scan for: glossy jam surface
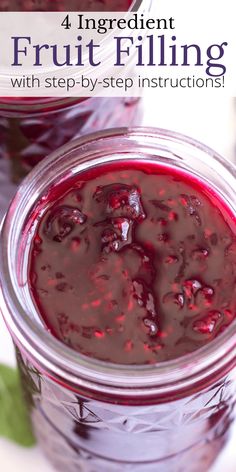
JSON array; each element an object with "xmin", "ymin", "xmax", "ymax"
[{"xmin": 28, "ymin": 161, "xmax": 236, "ymax": 364}]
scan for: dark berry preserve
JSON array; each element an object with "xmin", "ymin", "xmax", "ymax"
[
  {"xmin": 1, "ymin": 129, "xmax": 236, "ymax": 472},
  {"xmin": 29, "ymin": 162, "xmax": 236, "ymax": 365}
]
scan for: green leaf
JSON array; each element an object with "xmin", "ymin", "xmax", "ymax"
[{"xmin": 0, "ymin": 363, "xmax": 35, "ymax": 447}]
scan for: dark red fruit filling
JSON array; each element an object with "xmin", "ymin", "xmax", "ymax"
[{"xmin": 28, "ymin": 161, "xmax": 236, "ymax": 364}]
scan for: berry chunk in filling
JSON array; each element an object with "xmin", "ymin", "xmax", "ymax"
[{"xmin": 28, "ymin": 161, "xmax": 236, "ymax": 364}]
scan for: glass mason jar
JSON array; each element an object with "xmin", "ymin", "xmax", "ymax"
[
  {"xmin": 0, "ymin": 0, "xmax": 152, "ymax": 216},
  {"xmin": 0, "ymin": 128, "xmax": 236, "ymax": 472}
]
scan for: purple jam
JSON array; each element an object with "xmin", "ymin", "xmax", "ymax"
[{"xmin": 28, "ymin": 161, "xmax": 236, "ymax": 365}]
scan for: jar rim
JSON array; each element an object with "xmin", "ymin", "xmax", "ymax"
[{"xmin": 1, "ymin": 126, "xmax": 236, "ymax": 400}]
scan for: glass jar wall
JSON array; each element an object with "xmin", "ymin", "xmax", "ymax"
[
  {"xmin": 0, "ymin": 128, "xmax": 235, "ymax": 472},
  {"xmin": 0, "ymin": 0, "xmax": 152, "ymax": 216}
]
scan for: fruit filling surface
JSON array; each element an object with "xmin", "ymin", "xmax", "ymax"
[{"xmin": 28, "ymin": 161, "xmax": 236, "ymax": 364}]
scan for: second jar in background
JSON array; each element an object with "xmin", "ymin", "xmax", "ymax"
[{"xmin": 0, "ymin": 0, "xmax": 152, "ymax": 214}]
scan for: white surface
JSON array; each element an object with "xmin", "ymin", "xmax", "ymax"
[{"xmin": 143, "ymin": 94, "xmax": 235, "ymax": 162}]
